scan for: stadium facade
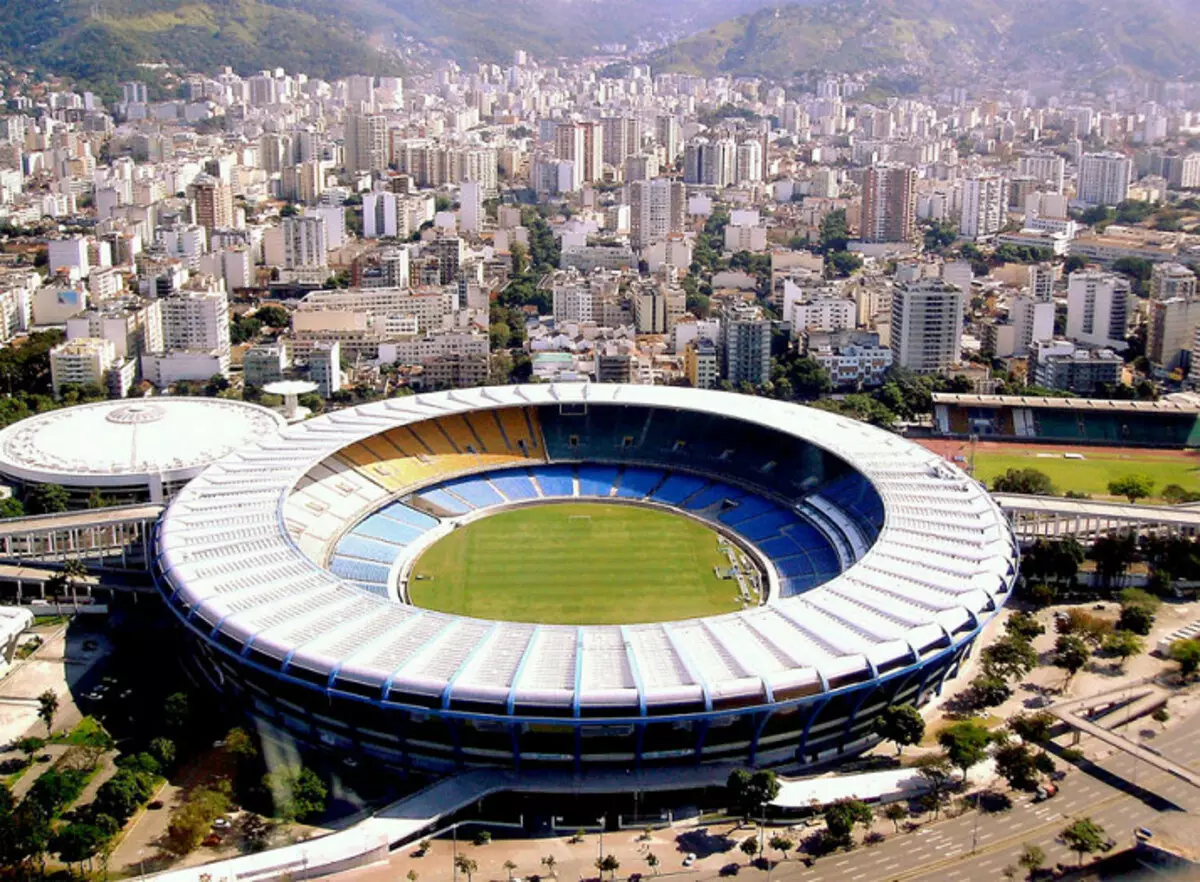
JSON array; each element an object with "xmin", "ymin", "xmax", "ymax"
[{"xmin": 154, "ymin": 385, "xmax": 1018, "ymax": 775}]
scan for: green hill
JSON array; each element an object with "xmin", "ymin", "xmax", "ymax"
[
  {"xmin": 648, "ymin": 0, "xmax": 1200, "ymax": 83},
  {"xmin": 0, "ymin": 0, "xmax": 782, "ymax": 100}
]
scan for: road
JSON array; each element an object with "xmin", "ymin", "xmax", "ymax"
[{"xmin": 334, "ymin": 713, "xmax": 1198, "ymax": 882}]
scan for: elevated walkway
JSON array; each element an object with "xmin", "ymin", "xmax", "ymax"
[
  {"xmin": 994, "ymin": 493, "xmax": 1200, "ymax": 540},
  {"xmin": 0, "ymin": 504, "xmax": 163, "ymax": 570},
  {"xmin": 1047, "ymin": 682, "xmax": 1200, "ymax": 790}
]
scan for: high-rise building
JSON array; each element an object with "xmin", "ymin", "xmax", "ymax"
[
  {"xmin": 735, "ymin": 141, "xmax": 763, "ymax": 184},
  {"xmin": 1147, "ymin": 297, "xmax": 1200, "ymax": 372},
  {"xmin": 1029, "ymin": 263, "xmax": 1057, "ymax": 303},
  {"xmin": 344, "ymin": 111, "xmax": 388, "ymax": 174},
  {"xmin": 459, "ymin": 180, "xmax": 483, "ymax": 234},
  {"xmin": 1009, "ymin": 295, "xmax": 1055, "ymax": 357},
  {"xmin": 683, "ymin": 138, "xmax": 736, "ymax": 188},
  {"xmin": 1077, "ymin": 152, "xmax": 1132, "ymax": 207},
  {"xmin": 1150, "ymin": 263, "xmax": 1198, "ymax": 302},
  {"xmin": 1066, "ymin": 270, "xmax": 1130, "ymax": 350},
  {"xmin": 554, "ymin": 121, "xmax": 604, "ymax": 189},
  {"xmin": 1017, "ymin": 152, "xmax": 1066, "ymax": 193},
  {"xmin": 50, "ymin": 337, "xmax": 128, "ymax": 397},
  {"xmin": 282, "ymin": 216, "xmax": 327, "ymax": 269},
  {"xmin": 307, "ymin": 340, "xmax": 343, "ymax": 397},
  {"xmin": 632, "ymin": 281, "xmax": 685, "ymax": 334},
  {"xmin": 960, "ymin": 174, "xmax": 1007, "ymax": 241},
  {"xmin": 161, "ymin": 287, "xmax": 230, "ymax": 357},
  {"xmin": 889, "ymin": 279, "xmax": 964, "ymax": 374},
  {"xmin": 629, "ymin": 178, "xmax": 685, "ymax": 249},
  {"xmin": 684, "ymin": 338, "xmax": 719, "ymax": 389},
  {"xmin": 188, "ymin": 175, "xmax": 233, "ymax": 232},
  {"xmin": 655, "ymin": 115, "xmax": 681, "ymax": 162},
  {"xmin": 861, "ymin": 164, "xmax": 917, "ymax": 243},
  {"xmin": 601, "ymin": 117, "xmax": 641, "ymax": 166},
  {"xmin": 721, "ymin": 303, "xmax": 771, "ymax": 385},
  {"xmin": 363, "ymin": 192, "xmax": 401, "ymax": 239}
]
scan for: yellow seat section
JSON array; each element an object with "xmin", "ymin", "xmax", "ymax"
[
  {"xmin": 438, "ymin": 414, "xmax": 482, "ymax": 453},
  {"xmin": 464, "ymin": 411, "xmax": 509, "ymax": 453},
  {"xmin": 496, "ymin": 407, "xmax": 540, "ymax": 455}
]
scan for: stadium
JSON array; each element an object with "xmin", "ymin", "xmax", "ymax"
[{"xmin": 154, "ymin": 384, "xmax": 1018, "ymax": 776}]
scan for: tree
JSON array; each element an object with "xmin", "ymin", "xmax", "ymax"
[
  {"xmin": 503, "ymin": 859, "xmax": 518, "ymax": 880},
  {"xmin": 1117, "ymin": 604, "xmax": 1155, "ymax": 636},
  {"xmin": 1091, "ymin": 534, "xmax": 1138, "ymax": 588},
  {"xmin": 1152, "ymin": 707, "xmax": 1170, "ymax": 728},
  {"xmin": 873, "ymin": 704, "xmax": 925, "ymax": 755},
  {"xmin": 823, "ymin": 798, "xmax": 873, "ymax": 847},
  {"xmin": 1053, "ymin": 635, "xmax": 1091, "ymax": 687},
  {"xmin": 965, "ymin": 674, "xmax": 1011, "ymax": 710},
  {"xmin": 0, "ymin": 496, "xmax": 25, "ymax": 518},
  {"xmin": 163, "ymin": 692, "xmax": 190, "ymax": 732},
  {"xmin": 826, "ymin": 250, "xmax": 863, "ymax": 278},
  {"xmin": 1057, "ymin": 609, "xmax": 1112, "ymax": 647},
  {"xmin": 225, "ymin": 726, "xmax": 258, "ymax": 762},
  {"xmin": 994, "ymin": 741, "xmax": 1040, "ymax": 791},
  {"xmin": 913, "ymin": 754, "xmax": 954, "ymax": 819},
  {"xmin": 938, "ymin": 720, "xmax": 994, "ymax": 782},
  {"xmin": 595, "ymin": 854, "xmax": 620, "ymax": 879},
  {"xmin": 725, "ymin": 769, "xmax": 780, "ymax": 823},
  {"xmin": 26, "ymin": 483, "xmax": 69, "ymax": 515},
  {"xmin": 149, "ymin": 737, "xmax": 176, "ymax": 769},
  {"xmin": 981, "ymin": 636, "xmax": 1039, "ymax": 681},
  {"xmin": 1168, "ymin": 638, "xmax": 1200, "ymax": 679},
  {"xmin": 541, "ymin": 855, "xmax": 557, "ymax": 877},
  {"xmin": 768, "ymin": 834, "xmax": 794, "ymax": 860},
  {"xmin": 739, "ymin": 835, "xmax": 760, "ymax": 862},
  {"xmin": 455, "ymin": 855, "xmax": 479, "ymax": 882},
  {"xmin": 255, "ymin": 305, "xmax": 289, "ymax": 328},
  {"xmin": 992, "ymin": 468, "xmax": 1054, "ymax": 495},
  {"xmin": 1102, "ymin": 630, "xmax": 1144, "ymax": 670},
  {"xmin": 263, "ymin": 766, "xmax": 327, "ymax": 822},
  {"xmin": 883, "ymin": 803, "xmax": 908, "ymax": 834},
  {"xmin": 242, "ymin": 813, "xmax": 272, "ymax": 853},
  {"xmin": 1108, "ymin": 474, "xmax": 1154, "ymax": 503},
  {"xmin": 645, "ymin": 851, "xmax": 660, "ymax": 874},
  {"xmin": 1018, "ymin": 843, "xmax": 1046, "ymax": 879},
  {"xmin": 1005, "ymin": 611, "xmax": 1045, "ymax": 643},
  {"xmin": 37, "ymin": 690, "xmax": 58, "ymax": 736},
  {"xmin": 1060, "ymin": 818, "xmax": 1106, "ymax": 866},
  {"xmin": 1009, "ymin": 712, "xmax": 1055, "ymax": 749},
  {"xmin": 53, "ymin": 822, "xmax": 107, "ymax": 870}
]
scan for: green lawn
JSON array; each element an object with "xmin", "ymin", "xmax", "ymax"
[
  {"xmin": 408, "ymin": 502, "xmax": 740, "ymax": 625},
  {"xmin": 971, "ymin": 451, "xmax": 1200, "ymax": 502}
]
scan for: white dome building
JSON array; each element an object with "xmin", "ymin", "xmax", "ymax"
[{"xmin": 0, "ymin": 398, "xmax": 285, "ymax": 506}]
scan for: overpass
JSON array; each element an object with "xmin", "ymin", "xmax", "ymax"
[
  {"xmin": 0, "ymin": 503, "xmax": 163, "ymax": 571},
  {"xmin": 1047, "ymin": 681, "xmax": 1200, "ymax": 790},
  {"xmin": 993, "ymin": 493, "xmax": 1200, "ymax": 540}
]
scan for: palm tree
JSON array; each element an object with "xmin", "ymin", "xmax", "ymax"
[
  {"xmin": 503, "ymin": 860, "xmax": 517, "ymax": 881},
  {"xmin": 541, "ymin": 856, "xmax": 557, "ymax": 878},
  {"xmin": 62, "ymin": 559, "xmax": 88, "ymax": 604},
  {"xmin": 645, "ymin": 852, "xmax": 659, "ymax": 875}
]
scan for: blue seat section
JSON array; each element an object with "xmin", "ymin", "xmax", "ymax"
[
  {"xmin": 616, "ymin": 467, "xmax": 665, "ymax": 499},
  {"xmin": 329, "ymin": 557, "xmax": 391, "ymax": 585},
  {"xmin": 650, "ymin": 473, "xmax": 708, "ymax": 505},
  {"xmin": 336, "ymin": 534, "xmax": 402, "ymax": 564},
  {"xmin": 718, "ymin": 496, "xmax": 774, "ymax": 526},
  {"xmin": 441, "ymin": 475, "xmax": 505, "ymax": 508},
  {"xmin": 490, "ymin": 471, "xmax": 539, "ymax": 502},
  {"xmin": 819, "ymin": 472, "xmax": 885, "ymax": 538},
  {"xmin": 682, "ymin": 482, "xmax": 746, "ymax": 512},
  {"xmin": 530, "ymin": 465, "xmax": 575, "ymax": 498},
  {"xmin": 736, "ymin": 509, "xmax": 797, "ymax": 542},
  {"xmin": 377, "ymin": 502, "xmax": 439, "ymax": 531},
  {"xmin": 412, "ymin": 488, "xmax": 472, "ymax": 515},
  {"xmin": 577, "ymin": 465, "xmax": 620, "ymax": 498},
  {"xmin": 354, "ymin": 517, "xmax": 424, "ymax": 546}
]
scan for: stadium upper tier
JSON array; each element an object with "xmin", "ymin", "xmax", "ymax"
[{"xmin": 155, "ymin": 385, "xmax": 1018, "ymax": 771}]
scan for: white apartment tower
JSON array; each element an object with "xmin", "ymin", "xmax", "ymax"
[
  {"xmin": 1077, "ymin": 152, "xmax": 1133, "ymax": 207},
  {"xmin": 282, "ymin": 216, "xmax": 328, "ymax": 269},
  {"xmin": 629, "ymin": 178, "xmax": 685, "ymax": 250},
  {"xmin": 1066, "ymin": 271, "xmax": 1130, "ymax": 351},
  {"xmin": 889, "ymin": 279, "xmax": 965, "ymax": 374},
  {"xmin": 345, "ymin": 111, "xmax": 388, "ymax": 174},
  {"xmin": 960, "ymin": 174, "xmax": 1007, "ymax": 241}
]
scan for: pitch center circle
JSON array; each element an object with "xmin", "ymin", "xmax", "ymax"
[{"xmin": 407, "ymin": 501, "xmax": 756, "ymax": 625}]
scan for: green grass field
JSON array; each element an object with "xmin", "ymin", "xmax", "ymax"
[
  {"xmin": 971, "ymin": 450, "xmax": 1200, "ymax": 502},
  {"xmin": 408, "ymin": 502, "xmax": 739, "ymax": 625}
]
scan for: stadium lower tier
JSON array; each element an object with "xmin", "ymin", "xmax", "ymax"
[
  {"xmin": 177, "ymin": 622, "xmax": 976, "ymax": 773},
  {"xmin": 326, "ymin": 464, "xmax": 849, "ymax": 600}
]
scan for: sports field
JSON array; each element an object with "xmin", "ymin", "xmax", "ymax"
[
  {"xmin": 408, "ymin": 502, "xmax": 740, "ymax": 625},
  {"xmin": 920, "ymin": 439, "xmax": 1200, "ymax": 503}
]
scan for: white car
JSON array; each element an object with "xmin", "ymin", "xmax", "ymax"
[{"xmin": 682, "ymin": 854, "xmax": 696, "ymax": 867}]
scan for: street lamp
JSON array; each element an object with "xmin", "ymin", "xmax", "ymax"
[{"xmin": 597, "ymin": 815, "xmax": 606, "ymax": 863}]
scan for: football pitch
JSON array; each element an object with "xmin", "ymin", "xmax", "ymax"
[
  {"xmin": 969, "ymin": 449, "xmax": 1200, "ymax": 502},
  {"xmin": 408, "ymin": 502, "xmax": 740, "ymax": 625}
]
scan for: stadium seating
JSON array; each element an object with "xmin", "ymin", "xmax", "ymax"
[
  {"xmin": 577, "ymin": 465, "xmax": 620, "ymax": 498},
  {"xmin": 530, "ymin": 465, "xmax": 576, "ymax": 498},
  {"xmin": 489, "ymin": 471, "xmax": 540, "ymax": 502},
  {"xmin": 336, "ymin": 410, "xmax": 546, "ymax": 495},
  {"xmin": 614, "ymin": 467, "xmax": 665, "ymax": 499},
  {"xmin": 650, "ymin": 473, "xmax": 709, "ymax": 505},
  {"xmin": 326, "ymin": 501, "xmax": 443, "ymax": 595}
]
